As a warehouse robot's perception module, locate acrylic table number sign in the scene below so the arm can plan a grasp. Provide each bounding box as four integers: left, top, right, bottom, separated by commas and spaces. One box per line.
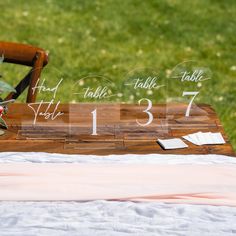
166, 61, 215, 133
17, 77, 67, 141
65, 75, 122, 150
120, 67, 169, 143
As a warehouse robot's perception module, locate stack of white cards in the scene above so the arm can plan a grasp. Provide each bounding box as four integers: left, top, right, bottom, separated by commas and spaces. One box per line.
157, 138, 188, 150
182, 132, 225, 145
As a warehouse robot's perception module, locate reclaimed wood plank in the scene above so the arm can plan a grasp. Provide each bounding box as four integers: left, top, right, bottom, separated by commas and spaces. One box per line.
0, 103, 234, 156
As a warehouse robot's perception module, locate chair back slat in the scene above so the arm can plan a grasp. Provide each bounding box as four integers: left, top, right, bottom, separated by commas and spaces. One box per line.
0, 41, 49, 103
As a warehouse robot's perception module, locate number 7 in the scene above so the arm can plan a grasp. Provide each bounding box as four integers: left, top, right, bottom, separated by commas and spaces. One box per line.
182, 91, 199, 117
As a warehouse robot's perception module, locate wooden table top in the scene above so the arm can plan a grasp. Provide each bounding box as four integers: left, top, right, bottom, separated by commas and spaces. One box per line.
0, 103, 234, 156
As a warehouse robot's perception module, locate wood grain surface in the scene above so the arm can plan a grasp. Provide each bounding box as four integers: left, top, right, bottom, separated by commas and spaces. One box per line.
0, 103, 234, 156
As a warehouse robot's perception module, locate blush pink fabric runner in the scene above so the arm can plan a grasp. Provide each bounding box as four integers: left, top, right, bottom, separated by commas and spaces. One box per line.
0, 163, 236, 206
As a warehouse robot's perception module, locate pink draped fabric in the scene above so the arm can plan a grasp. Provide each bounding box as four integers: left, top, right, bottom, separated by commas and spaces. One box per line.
0, 163, 236, 206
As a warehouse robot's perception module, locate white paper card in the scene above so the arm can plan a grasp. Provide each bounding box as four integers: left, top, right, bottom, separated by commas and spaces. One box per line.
157, 138, 188, 150
204, 132, 213, 144
195, 132, 205, 145
182, 132, 225, 145
211, 132, 226, 144
183, 134, 201, 145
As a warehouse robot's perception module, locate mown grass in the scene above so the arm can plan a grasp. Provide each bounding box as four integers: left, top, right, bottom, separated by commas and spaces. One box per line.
0, 0, 235, 150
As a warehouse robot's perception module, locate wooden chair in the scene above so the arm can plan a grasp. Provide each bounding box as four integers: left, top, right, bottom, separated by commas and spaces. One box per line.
0, 41, 48, 103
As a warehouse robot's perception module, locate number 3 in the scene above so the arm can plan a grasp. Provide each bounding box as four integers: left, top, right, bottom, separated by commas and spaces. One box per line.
136, 98, 153, 126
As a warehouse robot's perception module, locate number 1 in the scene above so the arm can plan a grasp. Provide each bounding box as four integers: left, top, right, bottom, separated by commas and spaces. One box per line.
91, 109, 97, 135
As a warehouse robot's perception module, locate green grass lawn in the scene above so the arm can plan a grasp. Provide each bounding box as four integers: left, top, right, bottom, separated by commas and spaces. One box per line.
0, 0, 235, 150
